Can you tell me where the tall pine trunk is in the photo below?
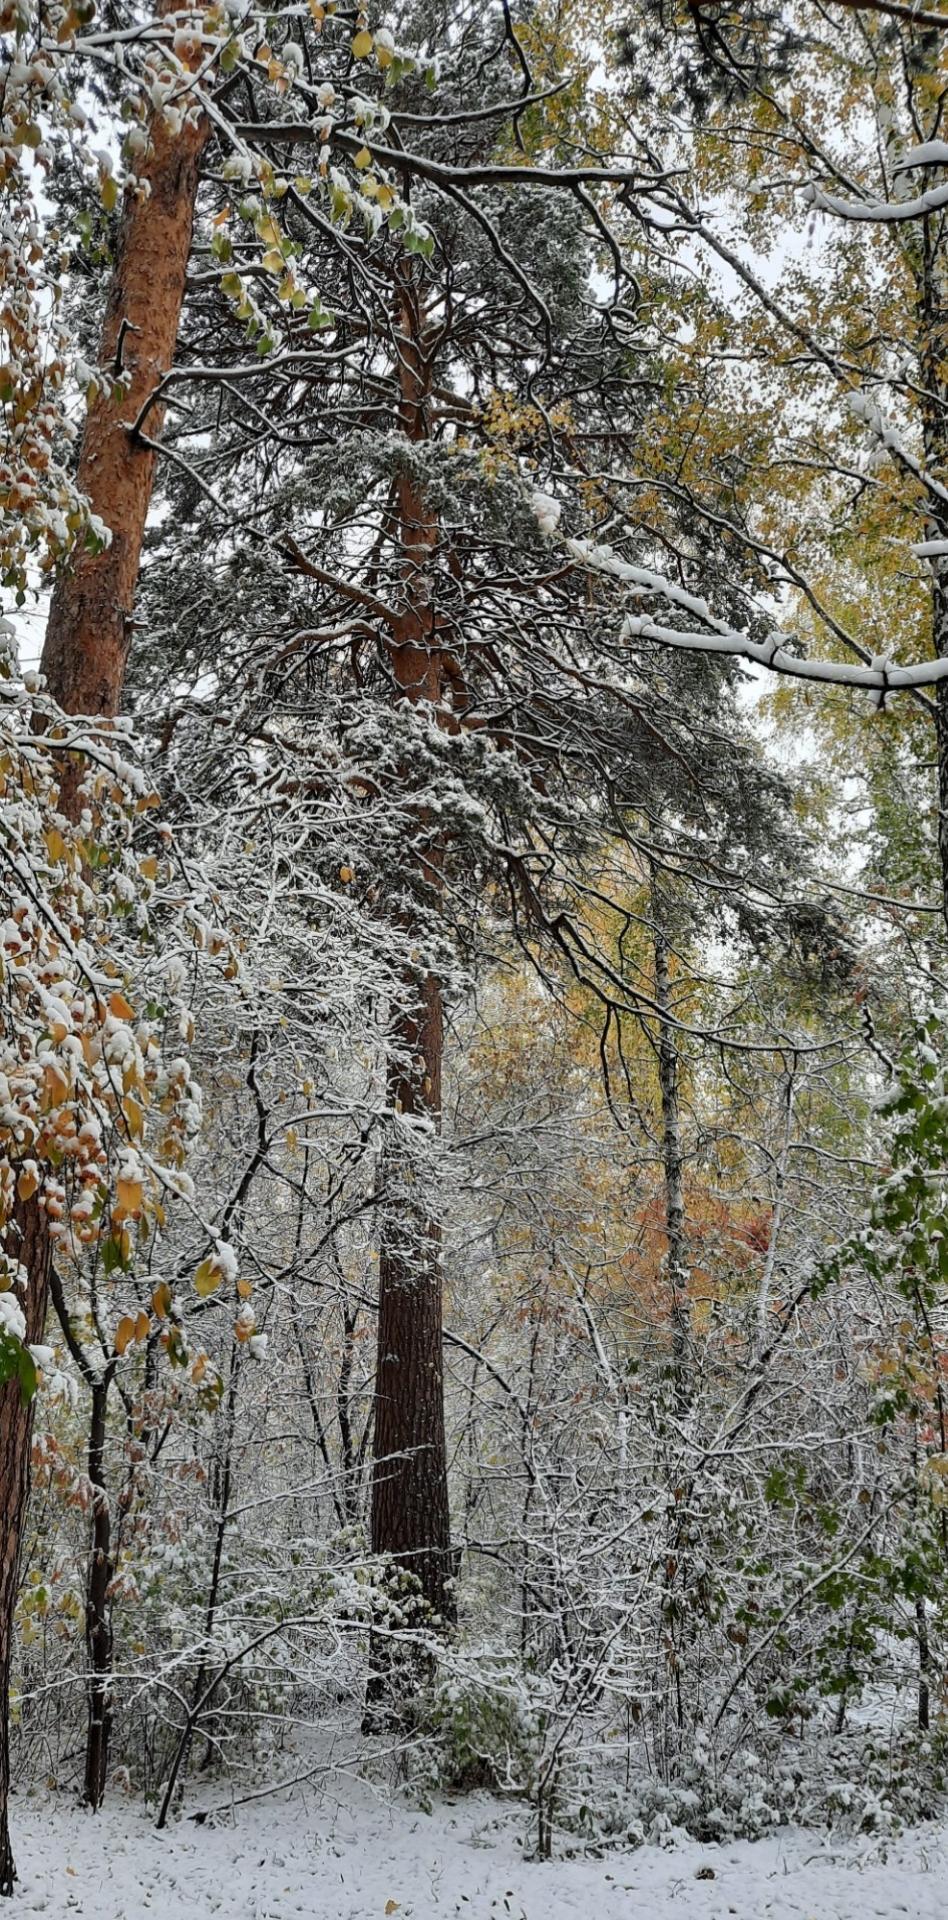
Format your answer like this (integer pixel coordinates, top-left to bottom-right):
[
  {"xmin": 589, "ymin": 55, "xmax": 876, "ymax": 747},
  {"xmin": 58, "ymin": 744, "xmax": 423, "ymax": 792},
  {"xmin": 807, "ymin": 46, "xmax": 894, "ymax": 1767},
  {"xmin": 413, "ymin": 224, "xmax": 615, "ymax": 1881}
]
[
  {"xmin": 368, "ymin": 265, "xmax": 454, "ymax": 1706},
  {"xmin": 652, "ymin": 892, "xmax": 690, "ymax": 1413},
  {"xmin": 910, "ymin": 198, "xmax": 948, "ymax": 938}
]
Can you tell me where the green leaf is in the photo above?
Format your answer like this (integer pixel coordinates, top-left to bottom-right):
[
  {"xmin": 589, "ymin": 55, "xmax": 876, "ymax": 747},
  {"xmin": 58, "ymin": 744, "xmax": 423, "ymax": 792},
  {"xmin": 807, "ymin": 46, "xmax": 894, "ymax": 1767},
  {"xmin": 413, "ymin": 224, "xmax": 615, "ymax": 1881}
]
[{"xmin": 16, "ymin": 1345, "xmax": 36, "ymax": 1406}]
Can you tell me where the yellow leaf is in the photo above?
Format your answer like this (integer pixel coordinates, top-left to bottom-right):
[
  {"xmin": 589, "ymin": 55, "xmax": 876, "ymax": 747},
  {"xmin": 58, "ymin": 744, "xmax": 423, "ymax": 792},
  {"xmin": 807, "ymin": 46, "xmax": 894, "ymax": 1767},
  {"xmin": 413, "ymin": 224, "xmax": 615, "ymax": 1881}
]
[
  {"xmin": 385, "ymin": 1904, "xmax": 400, "ymax": 1915},
  {"xmin": 192, "ymin": 1353, "xmax": 208, "ymax": 1383},
  {"xmin": 139, "ymin": 855, "xmax": 158, "ymax": 881},
  {"xmin": 109, "ymin": 991, "xmax": 135, "ymax": 1022},
  {"xmin": 194, "ymin": 1257, "xmax": 222, "ymax": 1298},
  {"xmin": 114, "ymin": 1316, "xmax": 136, "ymax": 1357},
  {"xmin": 236, "ymin": 1278, "xmax": 253, "ymax": 1300},
  {"xmin": 354, "ymin": 147, "xmax": 371, "ymax": 169},
  {"xmin": 17, "ymin": 1167, "xmax": 38, "ymax": 1203},
  {"xmin": 44, "ymin": 826, "xmax": 67, "ymax": 864},
  {"xmin": 151, "ymin": 1282, "xmax": 172, "ymax": 1320},
  {"xmin": 339, "ymin": 865, "xmax": 354, "ymax": 883},
  {"xmin": 352, "ymin": 29, "xmax": 373, "ymax": 56},
  {"xmin": 134, "ymin": 1309, "xmax": 150, "ymax": 1342}
]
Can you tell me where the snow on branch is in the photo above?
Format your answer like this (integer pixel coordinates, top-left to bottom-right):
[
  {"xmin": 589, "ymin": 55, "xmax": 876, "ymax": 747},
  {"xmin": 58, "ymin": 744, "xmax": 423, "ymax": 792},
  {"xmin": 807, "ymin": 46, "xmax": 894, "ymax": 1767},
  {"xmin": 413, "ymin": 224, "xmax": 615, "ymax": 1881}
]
[
  {"xmin": 803, "ymin": 177, "xmax": 948, "ymax": 222},
  {"xmin": 566, "ymin": 539, "xmax": 948, "ymax": 699}
]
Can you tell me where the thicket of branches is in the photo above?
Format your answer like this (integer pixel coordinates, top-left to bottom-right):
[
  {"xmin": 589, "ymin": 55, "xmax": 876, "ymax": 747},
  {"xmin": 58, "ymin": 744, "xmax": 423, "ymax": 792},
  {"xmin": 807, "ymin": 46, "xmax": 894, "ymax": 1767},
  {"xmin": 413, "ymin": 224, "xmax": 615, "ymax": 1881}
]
[{"xmin": 3, "ymin": 0, "xmax": 948, "ymax": 1885}]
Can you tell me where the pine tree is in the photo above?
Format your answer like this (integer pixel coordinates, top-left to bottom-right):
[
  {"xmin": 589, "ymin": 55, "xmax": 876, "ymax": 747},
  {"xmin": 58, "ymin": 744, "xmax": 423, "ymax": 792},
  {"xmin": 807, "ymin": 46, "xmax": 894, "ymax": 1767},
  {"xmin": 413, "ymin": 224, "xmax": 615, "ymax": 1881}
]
[{"xmin": 118, "ymin": 0, "xmax": 834, "ymax": 1708}]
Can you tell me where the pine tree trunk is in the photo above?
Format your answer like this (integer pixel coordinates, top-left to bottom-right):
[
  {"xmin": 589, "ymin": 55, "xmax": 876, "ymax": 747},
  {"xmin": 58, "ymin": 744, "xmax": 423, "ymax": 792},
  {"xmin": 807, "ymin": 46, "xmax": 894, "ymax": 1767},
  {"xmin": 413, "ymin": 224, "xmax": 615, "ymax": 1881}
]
[
  {"xmin": 934, "ymin": 618, "xmax": 948, "ymax": 942},
  {"xmin": 372, "ymin": 974, "xmax": 453, "ymax": 1618},
  {"xmin": 912, "ymin": 228, "xmax": 948, "ymax": 938},
  {"xmin": 653, "ymin": 903, "xmax": 690, "ymax": 1412},
  {"xmin": 41, "ymin": 8, "xmax": 208, "ymax": 724},
  {"xmin": 0, "ymin": 1201, "xmax": 50, "ymax": 1895},
  {"xmin": 368, "ymin": 264, "xmax": 454, "ymax": 1707}
]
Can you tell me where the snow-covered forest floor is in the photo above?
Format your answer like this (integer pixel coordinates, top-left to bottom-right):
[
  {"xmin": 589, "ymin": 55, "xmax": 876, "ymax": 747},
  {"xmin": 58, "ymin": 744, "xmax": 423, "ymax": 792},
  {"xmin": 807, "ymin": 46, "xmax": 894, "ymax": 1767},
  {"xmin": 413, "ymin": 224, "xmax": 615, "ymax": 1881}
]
[{"xmin": 9, "ymin": 1775, "xmax": 947, "ymax": 1920}]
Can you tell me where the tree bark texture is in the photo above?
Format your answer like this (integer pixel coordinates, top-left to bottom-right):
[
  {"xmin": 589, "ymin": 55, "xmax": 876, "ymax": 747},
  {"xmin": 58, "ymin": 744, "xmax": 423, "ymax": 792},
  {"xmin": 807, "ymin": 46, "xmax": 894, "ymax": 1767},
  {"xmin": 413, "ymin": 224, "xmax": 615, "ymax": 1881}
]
[
  {"xmin": 910, "ymin": 219, "xmax": 948, "ymax": 939},
  {"xmin": 41, "ymin": 17, "xmax": 209, "ymax": 722},
  {"xmin": 652, "ymin": 900, "xmax": 690, "ymax": 1412},
  {"xmin": 370, "ymin": 264, "xmax": 454, "ymax": 1637}
]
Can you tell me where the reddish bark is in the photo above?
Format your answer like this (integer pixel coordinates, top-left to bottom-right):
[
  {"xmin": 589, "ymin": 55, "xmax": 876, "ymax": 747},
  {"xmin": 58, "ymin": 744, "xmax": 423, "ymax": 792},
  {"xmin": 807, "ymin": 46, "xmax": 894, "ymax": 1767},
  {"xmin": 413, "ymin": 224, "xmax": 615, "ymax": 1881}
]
[
  {"xmin": 42, "ymin": 18, "xmax": 209, "ymax": 720},
  {"xmin": 369, "ymin": 267, "xmax": 455, "ymax": 1645}
]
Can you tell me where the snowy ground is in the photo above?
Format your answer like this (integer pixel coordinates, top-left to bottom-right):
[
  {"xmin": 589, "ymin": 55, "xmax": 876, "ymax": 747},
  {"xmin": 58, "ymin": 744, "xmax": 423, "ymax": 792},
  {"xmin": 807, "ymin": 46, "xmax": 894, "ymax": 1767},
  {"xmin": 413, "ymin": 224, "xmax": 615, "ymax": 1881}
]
[{"xmin": 7, "ymin": 1772, "xmax": 948, "ymax": 1918}]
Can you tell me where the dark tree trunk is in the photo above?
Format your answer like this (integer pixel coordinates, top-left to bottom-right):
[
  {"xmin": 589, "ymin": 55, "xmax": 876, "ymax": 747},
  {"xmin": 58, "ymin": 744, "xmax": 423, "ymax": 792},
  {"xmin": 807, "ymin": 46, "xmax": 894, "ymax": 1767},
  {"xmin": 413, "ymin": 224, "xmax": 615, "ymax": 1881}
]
[
  {"xmin": 83, "ymin": 1381, "xmax": 115, "ymax": 1810},
  {"xmin": 935, "ymin": 661, "xmax": 948, "ymax": 942},
  {"xmin": 337, "ymin": 1297, "xmax": 362, "ymax": 1529},
  {"xmin": 912, "ymin": 226, "xmax": 948, "ymax": 937},
  {"xmin": 372, "ymin": 972, "xmax": 453, "ymax": 1620},
  {"xmin": 652, "ymin": 896, "xmax": 690, "ymax": 1413},
  {"xmin": 0, "ymin": 1202, "xmax": 50, "ymax": 1894},
  {"xmin": 156, "ymin": 1338, "xmax": 241, "ymax": 1829},
  {"xmin": 47, "ymin": 1267, "xmax": 118, "ymax": 1813},
  {"xmin": 916, "ymin": 1593, "xmax": 931, "ymax": 1732}
]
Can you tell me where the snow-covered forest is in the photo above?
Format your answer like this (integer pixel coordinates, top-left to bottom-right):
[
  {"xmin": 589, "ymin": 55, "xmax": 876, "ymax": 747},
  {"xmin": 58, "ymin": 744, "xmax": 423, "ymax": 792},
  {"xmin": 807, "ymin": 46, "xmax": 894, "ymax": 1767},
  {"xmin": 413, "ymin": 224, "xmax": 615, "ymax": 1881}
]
[{"xmin": 5, "ymin": 2, "xmax": 948, "ymax": 1913}]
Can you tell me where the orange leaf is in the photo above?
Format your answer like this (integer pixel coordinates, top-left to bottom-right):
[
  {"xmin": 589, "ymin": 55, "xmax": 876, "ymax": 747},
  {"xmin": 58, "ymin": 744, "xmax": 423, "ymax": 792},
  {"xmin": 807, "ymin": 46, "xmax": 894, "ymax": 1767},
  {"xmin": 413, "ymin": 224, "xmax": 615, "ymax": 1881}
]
[
  {"xmin": 115, "ymin": 1176, "xmax": 143, "ymax": 1217},
  {"xmin": 114, "ymin": 1315, "xmax": 136, "ymax": 1357}
]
